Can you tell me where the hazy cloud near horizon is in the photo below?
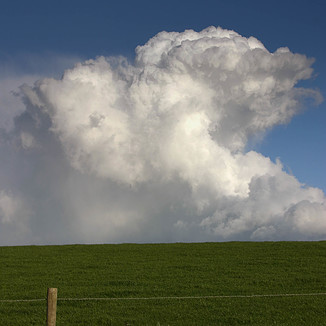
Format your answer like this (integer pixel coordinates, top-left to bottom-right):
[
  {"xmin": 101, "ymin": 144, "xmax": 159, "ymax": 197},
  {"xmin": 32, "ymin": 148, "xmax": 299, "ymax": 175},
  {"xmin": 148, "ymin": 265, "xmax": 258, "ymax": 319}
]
[{"xmin": 0, "ymin": 26, "xmax": 325, "ymax": 245}]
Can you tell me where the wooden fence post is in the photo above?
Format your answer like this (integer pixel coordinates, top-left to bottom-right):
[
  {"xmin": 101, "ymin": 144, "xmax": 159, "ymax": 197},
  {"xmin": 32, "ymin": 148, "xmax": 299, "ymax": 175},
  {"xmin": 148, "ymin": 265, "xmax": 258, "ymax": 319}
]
[{"xmin": 46, "ymin": 288, "xmax": 57, "ymax": 326}]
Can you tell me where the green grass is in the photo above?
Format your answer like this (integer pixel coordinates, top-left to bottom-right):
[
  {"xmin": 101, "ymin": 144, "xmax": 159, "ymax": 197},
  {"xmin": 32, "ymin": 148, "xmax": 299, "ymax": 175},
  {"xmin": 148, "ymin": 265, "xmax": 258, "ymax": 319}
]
[{"xmin": 1, "ymin": 242, "xmax": 326, "ymax": 325}]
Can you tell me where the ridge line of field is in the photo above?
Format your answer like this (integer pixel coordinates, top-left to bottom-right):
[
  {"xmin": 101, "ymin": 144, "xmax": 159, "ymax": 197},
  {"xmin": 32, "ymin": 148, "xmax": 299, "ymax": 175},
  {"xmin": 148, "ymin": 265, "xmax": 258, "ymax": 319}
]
[{"xmin": 1, "ymin": 292, "xmax": 326, "ymax": 303}]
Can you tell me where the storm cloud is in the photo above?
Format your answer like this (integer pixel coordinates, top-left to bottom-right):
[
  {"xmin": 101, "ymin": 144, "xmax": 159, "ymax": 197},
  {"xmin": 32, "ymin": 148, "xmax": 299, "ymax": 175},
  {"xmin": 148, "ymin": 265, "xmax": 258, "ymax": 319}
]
[{"xmin": 0, "ymin": 26, "xmax": 325, "ymax": 245}]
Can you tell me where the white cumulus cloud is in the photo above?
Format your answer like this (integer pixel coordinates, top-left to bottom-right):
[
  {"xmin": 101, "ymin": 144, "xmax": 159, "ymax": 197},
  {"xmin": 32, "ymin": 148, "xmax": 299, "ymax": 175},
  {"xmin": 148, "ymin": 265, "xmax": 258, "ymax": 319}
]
[{"xmin": 0, "ymin": 26, "xmax": 325, "ymax": 245}]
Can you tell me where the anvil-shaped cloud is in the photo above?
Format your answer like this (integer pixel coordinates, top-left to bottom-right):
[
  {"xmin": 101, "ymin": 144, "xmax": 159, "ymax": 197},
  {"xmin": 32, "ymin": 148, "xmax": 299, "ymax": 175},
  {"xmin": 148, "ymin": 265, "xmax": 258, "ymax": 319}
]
[{"xmin": 0, "ymin": 27, "xmax": 325, "ymax": 245}]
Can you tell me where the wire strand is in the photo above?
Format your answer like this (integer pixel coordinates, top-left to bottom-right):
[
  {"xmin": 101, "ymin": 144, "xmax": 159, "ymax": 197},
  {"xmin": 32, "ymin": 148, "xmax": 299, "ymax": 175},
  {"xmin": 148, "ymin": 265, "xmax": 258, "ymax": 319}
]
[{"xmin": 1, "ymin": 292, "xmax": 326, "ymax": 303}]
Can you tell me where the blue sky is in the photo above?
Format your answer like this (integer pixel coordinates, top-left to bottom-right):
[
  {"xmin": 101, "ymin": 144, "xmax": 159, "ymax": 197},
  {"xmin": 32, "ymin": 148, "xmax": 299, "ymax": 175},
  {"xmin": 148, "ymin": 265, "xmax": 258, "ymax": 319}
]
[
  {"xmin": 1, "ymin": 0, "xmax": 324, "ymax": 192},
  {"xmin": 0, "ymin": 0, "xmax": 325, "ymax": 245}
]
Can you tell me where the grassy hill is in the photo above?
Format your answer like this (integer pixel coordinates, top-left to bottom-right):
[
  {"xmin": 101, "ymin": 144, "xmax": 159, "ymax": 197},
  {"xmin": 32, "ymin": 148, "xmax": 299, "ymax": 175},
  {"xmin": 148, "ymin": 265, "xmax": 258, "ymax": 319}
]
[{"xmin": 1, "ymin": 242, "xmax": 326, "ymax": 325}]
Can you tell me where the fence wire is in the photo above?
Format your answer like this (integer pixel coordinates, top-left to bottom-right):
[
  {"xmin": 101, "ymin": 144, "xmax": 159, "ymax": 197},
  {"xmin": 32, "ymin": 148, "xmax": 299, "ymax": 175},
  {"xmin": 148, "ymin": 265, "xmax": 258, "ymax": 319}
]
[{"xmin": 1, "ymin": 292, "xmax": 326, "ymax": 303}]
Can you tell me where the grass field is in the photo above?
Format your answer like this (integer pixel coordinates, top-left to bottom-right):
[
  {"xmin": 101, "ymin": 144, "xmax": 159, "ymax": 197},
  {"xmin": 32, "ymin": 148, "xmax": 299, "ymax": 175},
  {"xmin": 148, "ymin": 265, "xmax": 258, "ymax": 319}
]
[{"xmin": 1, "ymin": 241, "xmax": 326, "ymax": 325}]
